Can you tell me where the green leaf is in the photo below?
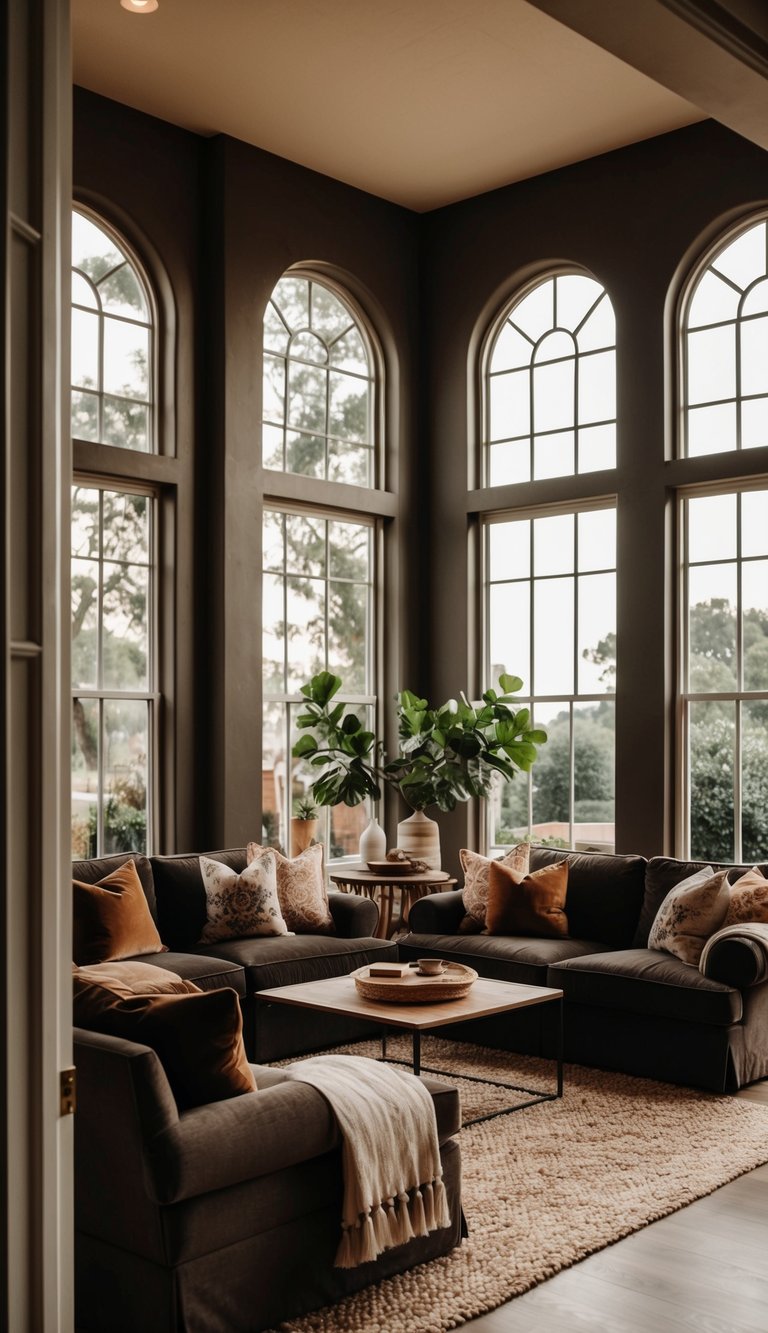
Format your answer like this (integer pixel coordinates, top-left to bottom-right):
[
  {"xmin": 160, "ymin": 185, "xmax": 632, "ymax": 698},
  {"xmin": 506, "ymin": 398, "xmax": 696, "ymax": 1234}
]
[
  {"xmin": 525, "ymin": 728, "xmax": 548, "ymax": 744},
  {"xmin": 498, "ymin": 673, "xmax": 524, "ymax": 695},
  {"xmin": 292, "ymin": 735, "xmax": 318, "ymax": 758},
  {"xmin": 310, "ymin": 671, "xmax": 342, "ymax": 705}
]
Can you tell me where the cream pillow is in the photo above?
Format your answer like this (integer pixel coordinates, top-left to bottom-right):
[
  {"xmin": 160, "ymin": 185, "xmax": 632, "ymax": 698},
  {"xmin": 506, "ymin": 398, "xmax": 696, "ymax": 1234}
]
[
  {"xmin": 648, "ymin": 865, "xmax": 730, "ymax": 966},
  {"xmin": 460, "ymin": 843, "xmax": 531, "ymax": 930},
  {"xmin": 247, "ymin": 841, "xmax": 334, "ymax": 934},
  {"xmin": 723, "ymin": 866, "xmax": 768, "ymax": 927},
  {"xmin": 199, "ymin": 850, "xmax": 289, "ymax": 943}
]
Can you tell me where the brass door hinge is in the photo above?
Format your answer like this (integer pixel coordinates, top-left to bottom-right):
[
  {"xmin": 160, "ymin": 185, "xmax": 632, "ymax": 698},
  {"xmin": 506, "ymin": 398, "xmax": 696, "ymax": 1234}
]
[{"xmin": 60, "ymin": 1067, "xmax": 76, "ymax": 1117}]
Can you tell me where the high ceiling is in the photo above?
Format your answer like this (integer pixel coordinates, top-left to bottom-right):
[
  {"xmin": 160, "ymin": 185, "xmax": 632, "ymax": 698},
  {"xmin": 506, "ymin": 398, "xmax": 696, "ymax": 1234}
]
[{"xmin": 72, "ymin": 0, "xmax": 704, "ymax": 212}]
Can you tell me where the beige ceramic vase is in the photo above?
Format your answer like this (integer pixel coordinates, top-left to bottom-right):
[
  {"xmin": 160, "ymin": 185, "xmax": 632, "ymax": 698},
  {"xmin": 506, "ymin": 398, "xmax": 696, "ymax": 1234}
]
[{"xmin": 396, "ymin": 809, "xmax": 441, "ymax": 870}]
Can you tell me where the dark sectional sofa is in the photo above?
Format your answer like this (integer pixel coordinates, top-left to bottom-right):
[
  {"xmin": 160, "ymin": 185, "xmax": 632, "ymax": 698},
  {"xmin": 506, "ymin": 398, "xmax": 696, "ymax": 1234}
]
[
  {"xmin": 73, "ymin": 847, "xmax": 397, "ymax": 1061},
  {"xmin": 399, "ymin": 846, "xmax": 768, "ymax": 1092}
]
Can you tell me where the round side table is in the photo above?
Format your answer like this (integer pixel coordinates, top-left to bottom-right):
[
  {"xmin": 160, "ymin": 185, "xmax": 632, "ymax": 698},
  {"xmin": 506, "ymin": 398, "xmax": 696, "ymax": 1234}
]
[{"xmin": 329, "ymin": 866, "xmax": 458, "ymax": 939}]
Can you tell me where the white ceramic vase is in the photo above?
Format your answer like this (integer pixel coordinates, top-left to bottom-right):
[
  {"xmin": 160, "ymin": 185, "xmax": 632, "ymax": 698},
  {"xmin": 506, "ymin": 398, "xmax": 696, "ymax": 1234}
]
[
  {"xmin": 396, "ymin": 809, "xmax": 440, "ymax": 870},
  {"xmin": 358, "ymin": 816, "xmax": 386, "ymax": 864}
]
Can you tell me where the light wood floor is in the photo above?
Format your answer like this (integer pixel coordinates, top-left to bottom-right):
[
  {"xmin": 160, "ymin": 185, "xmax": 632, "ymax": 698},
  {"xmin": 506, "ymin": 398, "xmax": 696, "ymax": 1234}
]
[{"xmin": 463, "ymin": 1080, "xmax": 768, "ymax": 1333}]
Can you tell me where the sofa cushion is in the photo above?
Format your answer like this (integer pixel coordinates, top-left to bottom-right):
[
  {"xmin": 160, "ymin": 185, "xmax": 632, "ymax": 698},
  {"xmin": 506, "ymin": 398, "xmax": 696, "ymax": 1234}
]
[
  {"xmin": 192, "ymin": 933, "xmax": 398, "ymax": 992},
  {"xmin": 529, "ymin": 846, "xmax": 647, "ymax": 948},
  {"xmin": 634, "ymin": 855, "xmax": 768, "ymax": 947},
  {"xmin": 73, "ymin": 859, "xmax": 167, "ymax": 966},
  {"xmin": 647, "ymin": 866, "xmax": 729, "ymax": 966},
  {"xmin": 549, "ymin": 949, "xmax": 742, "ymax": 1026},
  {"xmin": 151, "ymin": 848, "xmax": 248, "ymax": 950},
  {"xmin": 72, "ymin": 851, "xmax": 157, "ymax": 920},
  {"xmin": 247, "ymin": 841, "xmax": 334, "ymax": 934},
  {"xmin": 487, "ymin": 859, "xmax": 569, "ymax": 938},
  {"xmin": 122, "ymin": 950, "xmax": 247, "ymax": 996},
  {"xmin": 398, "ymin": 932, "xmax": 608, "ymax": 988},
  {"xmin": 199, "ymin": 851, "xmax": 289, "ymax": 942},
  {"xmin": 73, "ymin": 967, "xmax": 257, "ymax": 1108}
]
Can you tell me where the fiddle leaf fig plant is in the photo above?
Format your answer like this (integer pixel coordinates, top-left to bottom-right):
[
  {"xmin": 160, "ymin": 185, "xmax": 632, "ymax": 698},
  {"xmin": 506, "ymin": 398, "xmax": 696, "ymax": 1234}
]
[{"xmin": 292, "ymin": 670, "xmax": 546, "ymax": 814}]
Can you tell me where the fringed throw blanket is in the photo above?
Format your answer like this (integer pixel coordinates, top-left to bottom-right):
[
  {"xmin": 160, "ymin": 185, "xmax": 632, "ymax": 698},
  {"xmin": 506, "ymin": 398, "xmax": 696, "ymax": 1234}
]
[{"xmin": 283, "ymin": 1053, "xmax": 451, "ymax": 1268}]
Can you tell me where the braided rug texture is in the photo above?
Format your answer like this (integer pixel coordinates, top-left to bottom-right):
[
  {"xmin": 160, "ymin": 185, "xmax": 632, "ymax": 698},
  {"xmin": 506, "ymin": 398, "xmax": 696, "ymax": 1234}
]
[{"xmin": 272, "ymin": 1037, "xmax": 768, "ymax": 1333}]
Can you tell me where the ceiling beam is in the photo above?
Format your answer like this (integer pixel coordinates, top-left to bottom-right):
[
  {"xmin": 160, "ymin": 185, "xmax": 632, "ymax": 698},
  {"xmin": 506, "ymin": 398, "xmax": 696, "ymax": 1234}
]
[{"xmin": 524, "ymin": 0, "xmax": 768, "ymax": 151}]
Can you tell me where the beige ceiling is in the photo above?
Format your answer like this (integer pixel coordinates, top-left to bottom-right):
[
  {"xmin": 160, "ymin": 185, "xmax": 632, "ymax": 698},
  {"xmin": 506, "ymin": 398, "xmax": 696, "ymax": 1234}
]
[{"xmin": 72, "ymin": 0, "xmax": 704, "ymax": 212}]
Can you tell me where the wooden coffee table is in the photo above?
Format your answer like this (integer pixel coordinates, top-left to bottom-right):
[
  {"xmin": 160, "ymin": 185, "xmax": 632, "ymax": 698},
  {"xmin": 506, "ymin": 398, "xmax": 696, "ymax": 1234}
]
[{"xmin": 256, "ymin": 972, "xmax": 563, "ymax": 1126}]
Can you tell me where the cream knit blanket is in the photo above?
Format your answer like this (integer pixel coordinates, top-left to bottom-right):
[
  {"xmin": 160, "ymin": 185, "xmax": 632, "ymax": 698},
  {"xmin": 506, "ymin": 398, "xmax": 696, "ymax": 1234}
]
[{"xmin": 284, "ymin": 1053, "xmax": 452, "ymax": 1268}]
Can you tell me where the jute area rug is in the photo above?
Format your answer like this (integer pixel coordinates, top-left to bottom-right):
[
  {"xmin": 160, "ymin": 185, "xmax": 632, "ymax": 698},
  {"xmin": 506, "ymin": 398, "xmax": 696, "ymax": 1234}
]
[{"xmin": 273, "ymin": 1036, "xmax": 768, "ymax": 1333}]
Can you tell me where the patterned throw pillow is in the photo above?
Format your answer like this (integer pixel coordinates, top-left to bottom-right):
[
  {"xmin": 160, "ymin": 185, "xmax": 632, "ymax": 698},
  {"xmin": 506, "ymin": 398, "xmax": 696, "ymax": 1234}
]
[
  {"xmin": 459, "ymin": 843, "xmax": 531, "ymax": 931},
  {"xmin": 247, "ymin": 841, "xmax": 334, "ymax": 934},
  {"xmin": 723, "ymin": 866, "xmax": 768, "ymax": 927},
  {"xmin": 198, "ymin": 850, "xmax": 289, "ymax": 943},
  {"xmin": 648, "ymin": 865, "xmax": 730, "ymax": 966}
]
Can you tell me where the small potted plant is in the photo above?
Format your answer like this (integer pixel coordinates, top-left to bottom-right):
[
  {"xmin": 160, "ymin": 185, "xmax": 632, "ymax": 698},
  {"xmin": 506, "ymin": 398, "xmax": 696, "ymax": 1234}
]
[{"xmin": 290, "ymin": 796, "xmax": 319, "ymax": 856}]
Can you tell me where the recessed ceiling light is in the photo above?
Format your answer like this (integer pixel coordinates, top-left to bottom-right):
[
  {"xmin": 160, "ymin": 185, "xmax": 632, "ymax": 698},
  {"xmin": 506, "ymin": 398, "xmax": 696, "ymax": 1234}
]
[{"xmin": 120, "ymin": 0, "xmax": 159, "ymax": 13}]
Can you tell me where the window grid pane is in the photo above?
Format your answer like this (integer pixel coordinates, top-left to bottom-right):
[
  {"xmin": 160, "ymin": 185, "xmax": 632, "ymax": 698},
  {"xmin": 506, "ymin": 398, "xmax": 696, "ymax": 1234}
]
[
  {"xmin": 262, "ymin": 507, "xmax": 377, "ymax": 861},
  {"xmin": 485, "ymin": 273, "xmax": 616, "ymax": 485},
  {"xmin": 485, "ymin": 505, "xmax": 616, "ymax": 853},
  {"xmin": 682, "ymin": 486, "xmax": 768, "ymax": 862},
  {"xmin": 71, "ymin": 208, "xmax": 154, "ymax": 453},
  {"xmin": 71, "ymin": 484, "xmax": 155, "ymax": 858},
  {"xmin": 262, "ymin": 276, "xmax": 376, "ymax": 485}
]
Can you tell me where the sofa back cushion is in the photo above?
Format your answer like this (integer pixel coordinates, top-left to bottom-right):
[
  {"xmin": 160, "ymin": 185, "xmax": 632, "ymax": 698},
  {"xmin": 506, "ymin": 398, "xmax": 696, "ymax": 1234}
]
[
  {"xmin": 72, "ymin": 851, "xmax": 157, "ymax": 921},
  {"xmin": 73, "ymin": 859, "xmax": 166, "ymax": 966},
  {"xmin": 634, "ymin": 856, "xmax": 768, "ymax": 947},
  {"xmin": 529, "ymin": 846, "xmax": 647, "ymax": 947},
  {"xmin": 150, "ymin": 848, "xmax": 248, "ymax": 950}
]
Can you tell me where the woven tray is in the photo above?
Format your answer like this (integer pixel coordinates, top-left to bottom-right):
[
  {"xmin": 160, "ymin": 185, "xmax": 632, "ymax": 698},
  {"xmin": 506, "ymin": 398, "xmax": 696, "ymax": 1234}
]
[{"xmin": 351, "ymin": 962, "xmax": 478, "ymax": 1003}]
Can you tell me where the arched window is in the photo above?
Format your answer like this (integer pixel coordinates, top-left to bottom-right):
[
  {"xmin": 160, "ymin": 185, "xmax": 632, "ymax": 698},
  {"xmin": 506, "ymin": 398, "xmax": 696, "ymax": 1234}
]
[
  {"xmin": 682, "ymin": 215, "xmax": 768, "ymax": 456},
  {"xmin": 71, "ymin": 208, "xmax": 155, "ymax": 452},
  {"xmin": 262, "ymin": 273, "xmax": 375, "ymax": 485},
  {"xmin": 485, "ymin": 271, "xmax": 616, "ymax": 484}
]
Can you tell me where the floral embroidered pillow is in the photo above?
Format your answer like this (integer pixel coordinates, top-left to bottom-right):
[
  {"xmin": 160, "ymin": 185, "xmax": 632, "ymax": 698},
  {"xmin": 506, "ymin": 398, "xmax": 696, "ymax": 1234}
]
[
  {"xmin": 247, "ymin": 841, "xmax": 334, "ymax": 934},
  {"xmin": 648, "ymin": 865, "xmax": 730, "ymax": 966},
  {"xmin": 723, "ymin": 866, "xmax": 768, "ymax": 927},
  {"xmin": 459, "ymin": 843, "xmax": 531, "ymax": 932},
  {"xmin": 198, "ymin": 850, "xmax": 289, "ymax": 943}
]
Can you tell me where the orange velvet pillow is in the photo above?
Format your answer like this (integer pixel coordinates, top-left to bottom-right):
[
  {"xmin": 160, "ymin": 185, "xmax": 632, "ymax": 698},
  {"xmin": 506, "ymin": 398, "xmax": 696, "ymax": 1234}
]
[
  {"xmin": 486, "ymin": 859, "xmax": 569, "ymax": 938},
  {"xmin": 73, "ymin": 859, "xmax": 166, "ymax": 966},
  {"xmin": 73, "ymin": 962, "xmax": 256, "ymax": 1109}
]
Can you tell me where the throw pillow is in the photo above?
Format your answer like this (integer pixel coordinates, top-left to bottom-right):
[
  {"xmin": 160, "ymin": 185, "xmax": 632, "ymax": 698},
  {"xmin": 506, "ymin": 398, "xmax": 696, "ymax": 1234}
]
[
  {"xmin": 73, "ymin": 965, "xmax": 256, "ymax": 1108},
  {"xmin": 648, "ymin": 865, "xmax": 730, "ymax": 966},
  {"xmin": 486, "ymin": 859, "xmax": 570, "ymax": 937},
  {"xmin": 723, "ymin": 866, "xmax": 768, "ymax": 927},
  {"xmin": 246, "ymin": 840, "xmax": 334, "ymax": 934},
  {"xmin": 460, "ymin": 843, "xmax": 531, "ymax": 930},
  {"xmin": 73, "ymin": 858, "xmax": 166, "ymax": 966},
  {"xmin": 199, "ymin": 850, "xmax": 289, "ymax": 943}
]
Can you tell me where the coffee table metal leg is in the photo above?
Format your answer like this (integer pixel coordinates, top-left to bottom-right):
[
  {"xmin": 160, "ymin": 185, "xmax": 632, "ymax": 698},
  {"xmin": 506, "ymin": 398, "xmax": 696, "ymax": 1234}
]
[
  {"xmin": 413, "ymin": 1030, "xmax": 421, "ymax": 1076},
  {"xmin": 557, "ymin": 996, "xmax": 564, "ymax": 1098}
]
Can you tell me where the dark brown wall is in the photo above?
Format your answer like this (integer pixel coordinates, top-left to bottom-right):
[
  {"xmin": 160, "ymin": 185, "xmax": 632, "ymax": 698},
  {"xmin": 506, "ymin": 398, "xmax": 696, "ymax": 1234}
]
[{"xmin": 419, "ymin": 120, "xmax": 768, "ymax": 872}]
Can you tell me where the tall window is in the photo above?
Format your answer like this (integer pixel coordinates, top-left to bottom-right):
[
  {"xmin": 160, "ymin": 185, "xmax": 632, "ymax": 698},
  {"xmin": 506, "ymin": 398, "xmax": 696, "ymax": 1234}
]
[
  {"xmin": 484, "ymin": 504, "xmax": 616, "ymax": 852},
  {"xmin": 71, "ymin": 484, "xmax": 156, "ymax": 857},
  {"xmin": 261, "ymin": 509, "xmax": 376, "ymax": 859},
  {"xmin": 71, "ymin": 208, "xmax": 154, "ymax": 452},
  {"xmin": 682, "ymin": 215, "xmax": 768, "ymax": 457},
  {"xmin": 681, "ymin": 487, "xmax": 768, "ymax": 862},
  {"xmin": 262, "ymin": 274, "xmax": 375, "ymax": 484},
  {"xmin": 485, "ymin": 272, "xmax": 616, "ymax": 485}
]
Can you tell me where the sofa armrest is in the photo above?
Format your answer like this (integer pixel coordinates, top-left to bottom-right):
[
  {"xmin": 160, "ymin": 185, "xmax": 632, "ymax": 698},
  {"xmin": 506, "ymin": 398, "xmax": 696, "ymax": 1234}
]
[
  {"xmin": 328, "ymin": 889, "xmax": 378, "ymax": 938},
  {"xmin": 700, "ymin": 924, "xmax": 768, "ymax": 988},
  {"xmin": 407, "ymin": 889, "xmax": 466, "ymax": 935}
]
